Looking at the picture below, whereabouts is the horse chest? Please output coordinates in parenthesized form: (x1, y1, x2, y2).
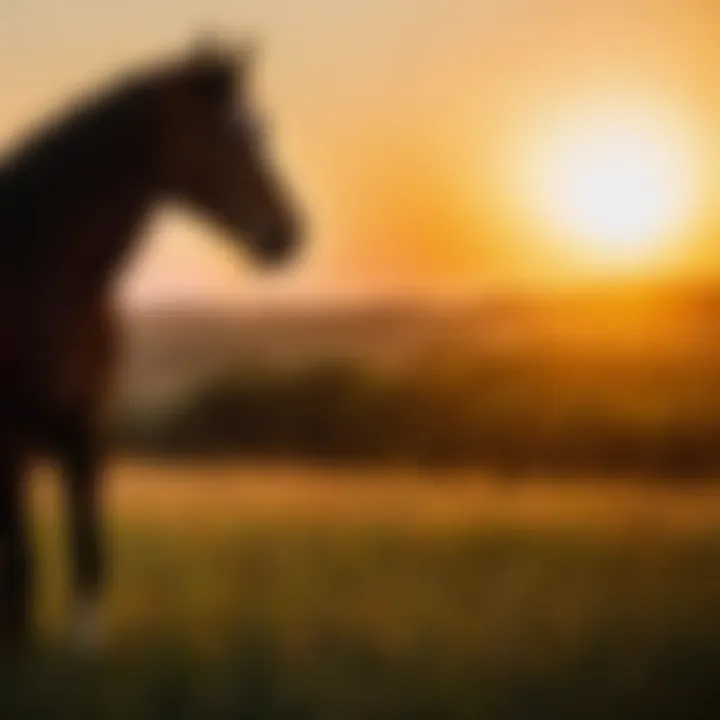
(0, 293, 114, 425)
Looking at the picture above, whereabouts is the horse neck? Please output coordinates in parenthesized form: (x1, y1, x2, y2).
(60, 113, 163, 304)
(13, 98, 160, 304)
(57, 138, 157, 297)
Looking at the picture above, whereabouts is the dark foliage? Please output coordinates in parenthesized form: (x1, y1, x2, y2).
(115, 346, 720, 479)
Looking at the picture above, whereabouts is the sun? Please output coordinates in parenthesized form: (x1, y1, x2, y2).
(529, 108, 698, 269)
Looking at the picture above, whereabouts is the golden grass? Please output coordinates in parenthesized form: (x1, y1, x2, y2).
(8, 460, 720, 718)
(30, 458, 720, 533)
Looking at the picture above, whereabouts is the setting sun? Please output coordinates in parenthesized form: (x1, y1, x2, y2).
(529, 107, 699, 269)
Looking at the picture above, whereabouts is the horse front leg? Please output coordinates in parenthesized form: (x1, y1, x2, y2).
(60, 422, 105, 648)
(0, 449, 32, 645)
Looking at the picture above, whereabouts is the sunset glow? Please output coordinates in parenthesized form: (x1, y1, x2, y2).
(0, 0, 719, 300)
(528, 107, 700, 269)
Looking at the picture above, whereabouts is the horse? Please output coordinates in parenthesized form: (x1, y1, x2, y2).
(0, 38, 302, 644)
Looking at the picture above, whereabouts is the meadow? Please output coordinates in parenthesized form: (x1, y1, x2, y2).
(3, 460, 720, 718)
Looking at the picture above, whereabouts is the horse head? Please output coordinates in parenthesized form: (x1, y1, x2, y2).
(156, 38, 303, 268)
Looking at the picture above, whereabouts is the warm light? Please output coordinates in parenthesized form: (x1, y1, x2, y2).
(529, 107, 698, 269)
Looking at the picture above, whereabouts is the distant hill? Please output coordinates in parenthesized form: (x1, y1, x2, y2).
(117, 297, 472, 410)
(116, 282, 720, 413)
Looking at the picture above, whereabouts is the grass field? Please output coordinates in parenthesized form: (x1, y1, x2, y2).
(4, 461, 720, 718)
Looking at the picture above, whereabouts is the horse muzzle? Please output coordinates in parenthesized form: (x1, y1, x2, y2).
(252, 214, 304, 268)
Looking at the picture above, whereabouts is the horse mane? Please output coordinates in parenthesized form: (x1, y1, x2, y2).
(0, 48, 238, 276)
(0, 47, 236, 198)
(0, 66, 165, 274)
(0, 72, 154, 201)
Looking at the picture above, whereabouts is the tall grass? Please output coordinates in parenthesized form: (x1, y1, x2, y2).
(7, 466, 720, 719)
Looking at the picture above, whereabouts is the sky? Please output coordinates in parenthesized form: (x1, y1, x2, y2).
(0, 0, 719, 307)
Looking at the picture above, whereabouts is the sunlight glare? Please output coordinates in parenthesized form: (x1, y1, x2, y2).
(530, 107, 698, 268)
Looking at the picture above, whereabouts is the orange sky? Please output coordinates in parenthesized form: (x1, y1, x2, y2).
(0, 0, 718, 306)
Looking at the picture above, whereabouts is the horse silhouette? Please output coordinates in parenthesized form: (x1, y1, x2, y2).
(0, 38, 302, 643)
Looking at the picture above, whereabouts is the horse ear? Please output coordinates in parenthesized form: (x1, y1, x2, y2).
(189, 32, 236, 72)
(236, 40, 260, 74)
(191, 32, 215, 57)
